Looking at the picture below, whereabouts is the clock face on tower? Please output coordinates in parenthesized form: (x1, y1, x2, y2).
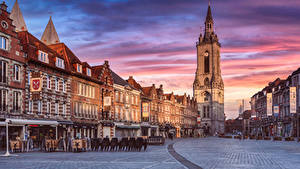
(204, 52, 209, 57)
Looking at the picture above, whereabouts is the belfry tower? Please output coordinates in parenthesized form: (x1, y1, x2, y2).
(193, 3, 224, 135)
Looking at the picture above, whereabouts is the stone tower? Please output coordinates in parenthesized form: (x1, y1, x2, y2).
(193, 4, 224, 135)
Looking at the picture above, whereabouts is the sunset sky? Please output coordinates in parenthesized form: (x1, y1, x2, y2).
(7, 0, 300, 119)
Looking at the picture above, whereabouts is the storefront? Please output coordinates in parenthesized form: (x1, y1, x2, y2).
(73, 122, 98, 139)
(2, 119, 59, 150)
(115, 122, 141, 138)
(141, 122, 151, 137)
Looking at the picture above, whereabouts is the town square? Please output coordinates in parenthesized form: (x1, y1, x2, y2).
(0, 0, 300, 169)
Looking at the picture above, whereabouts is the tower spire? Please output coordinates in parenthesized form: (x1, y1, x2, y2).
(204, 2, 214, 38)
(41, 16, 60, 45)
(10, 0, 27, 32)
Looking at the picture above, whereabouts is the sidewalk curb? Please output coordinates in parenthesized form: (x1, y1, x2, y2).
(167, 142, 202, 169)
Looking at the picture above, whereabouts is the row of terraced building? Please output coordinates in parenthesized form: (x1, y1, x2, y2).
(0, 1, 197, 149)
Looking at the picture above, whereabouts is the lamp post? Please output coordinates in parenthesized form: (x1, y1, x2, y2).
(1, 119, 17, 157)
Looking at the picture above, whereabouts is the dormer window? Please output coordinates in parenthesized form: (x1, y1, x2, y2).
(56, 57, 65, 69)
(77, 64, 82, 73)
(38, 50, 49, 63)
(0, 36, 8, 50)
(86, 68, 91, 76)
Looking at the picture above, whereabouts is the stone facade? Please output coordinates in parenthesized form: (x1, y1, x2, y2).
(193, 4, 224, 135)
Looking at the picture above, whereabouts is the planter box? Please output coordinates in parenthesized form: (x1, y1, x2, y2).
(222, 136, 232, 139)
(274, 137, 282, 141)
(249, 136, 256, 140)
(256, 136, 263, 140)
(264, 137, 271, 140)
(243, 136, 249, 139)
(285, 137, 295, 141)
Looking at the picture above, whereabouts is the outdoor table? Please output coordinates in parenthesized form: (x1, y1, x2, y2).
(10, 140, 22, 152)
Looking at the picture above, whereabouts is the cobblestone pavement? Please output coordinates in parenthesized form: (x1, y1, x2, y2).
(0, 140, 185, 169)
(173, 137, 300, 169)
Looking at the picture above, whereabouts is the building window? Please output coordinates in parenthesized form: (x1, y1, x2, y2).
(0, 90, 7, 111)
(115, 91, 119, 102)
(47, 101, 51, 115)
(38, 50, 49, 63)
(55, 102, 58, 115)
(115, 106, 119, 120)
(204, 92, 210, 102)
(62, 80, 66, 92)
(0, 36, 8, 50)
(47, 76, 51, 89)
(62, 104, 66, 116)
(37, 100, 42, 114)
(204, 51, 209, 73)
(28, 100, 33, 114)
(55, 78, 59, 91)
(0, 60, 7, 83)
(86, 68, 91, 76)
(77, 64, 82, 73)
(14, 65, 21, 81)
(13, 92, 21, 113)
(55, 57, 65, 69)
(75, 102, 78, 117)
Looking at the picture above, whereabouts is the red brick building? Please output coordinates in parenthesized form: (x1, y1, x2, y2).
(0, 2, 26, 148)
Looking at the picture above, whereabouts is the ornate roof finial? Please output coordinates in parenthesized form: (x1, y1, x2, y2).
(41, 16, 60, 45)
(10, 0, 27, 32)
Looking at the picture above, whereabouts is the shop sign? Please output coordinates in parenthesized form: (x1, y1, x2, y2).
(273, 105, 279, 117)
(266, 93, 272, 116)
(104, 97, 111, 106)
(142, 103, 149, 118)
(290, 87, 296, 114)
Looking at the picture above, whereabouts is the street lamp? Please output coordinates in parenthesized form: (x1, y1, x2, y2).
(1, 119, 18, 157)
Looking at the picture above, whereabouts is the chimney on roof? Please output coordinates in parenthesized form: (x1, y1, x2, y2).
(152, 84, 155, 87)
(129, 76, 133, 79)
(104, 60, 109, 65)
(0, 1, 7, 11)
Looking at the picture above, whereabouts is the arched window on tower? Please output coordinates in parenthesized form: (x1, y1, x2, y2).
(204, 77, 210, 86)
(204, 51, 209, 73)
(204, 91, 210, 102)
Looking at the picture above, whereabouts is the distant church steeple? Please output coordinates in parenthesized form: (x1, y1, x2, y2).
(10, 0, 27, 32)
(41, 16, 60, 45)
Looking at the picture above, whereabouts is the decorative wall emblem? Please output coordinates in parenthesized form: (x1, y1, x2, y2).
(30, 78, 42, 92)
(1, 20, 8, 29)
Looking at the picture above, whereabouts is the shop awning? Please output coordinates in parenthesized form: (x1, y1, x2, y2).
(57, 120, 73, 125)
(0, 122, 5, 126)
(116, 125, 140, 129)
(5, 119, 59, 126)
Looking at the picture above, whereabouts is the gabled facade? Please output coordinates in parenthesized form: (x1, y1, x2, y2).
(0, 1, 26, 120)
(112, 72, 141, 137)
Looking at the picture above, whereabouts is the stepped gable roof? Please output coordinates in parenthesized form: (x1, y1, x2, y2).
(142, 87, 152, 97)
(127, 76, 143, 92)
